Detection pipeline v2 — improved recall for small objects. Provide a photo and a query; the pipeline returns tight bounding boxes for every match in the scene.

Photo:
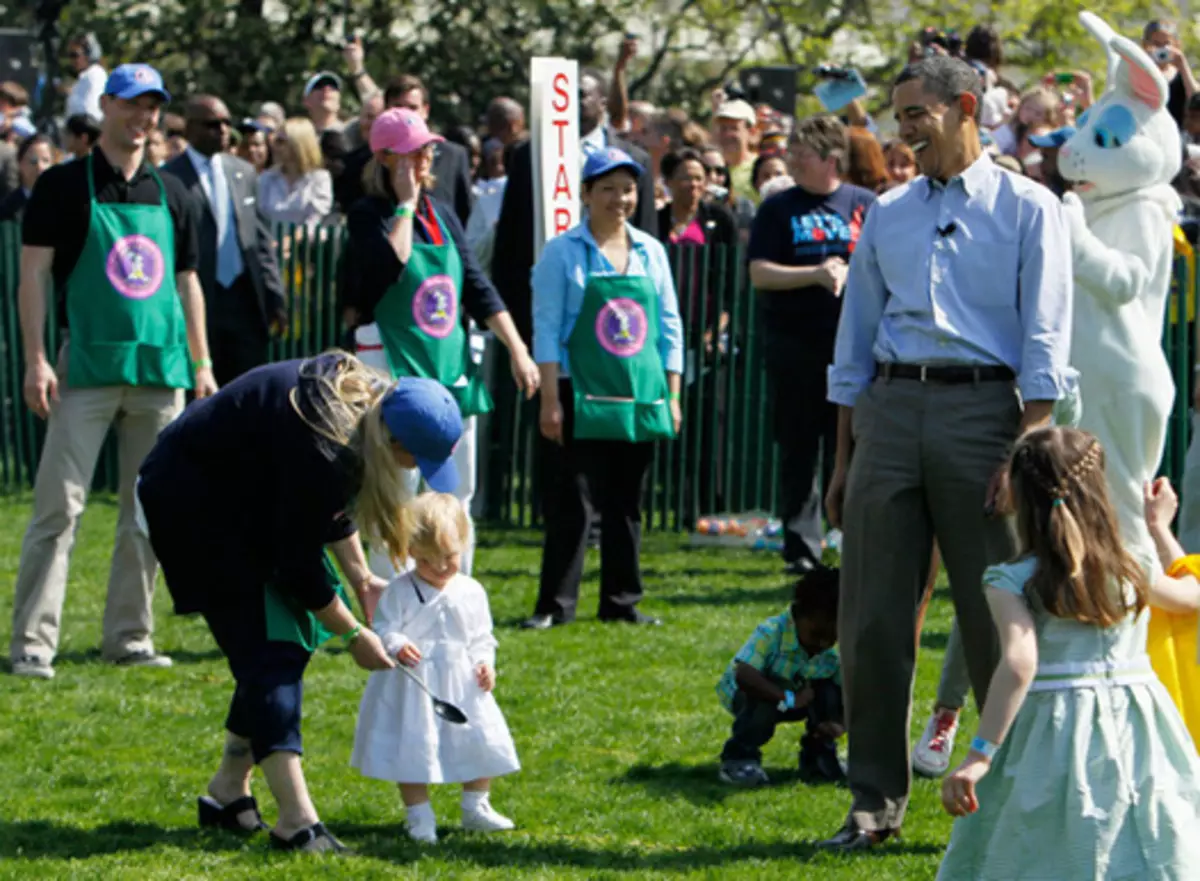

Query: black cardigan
[138,355,361,614]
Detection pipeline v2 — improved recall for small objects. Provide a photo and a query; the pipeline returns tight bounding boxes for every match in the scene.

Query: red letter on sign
[554,207,572,234]
[552,73,570,112]
[552,163,572,200]
[552,118,568,154]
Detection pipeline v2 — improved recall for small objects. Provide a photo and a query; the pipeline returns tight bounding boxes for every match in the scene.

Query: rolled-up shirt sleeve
[828,206,887,407]
[531,237,569,365]
[1016,197,1074,403]
[647,241,685,375]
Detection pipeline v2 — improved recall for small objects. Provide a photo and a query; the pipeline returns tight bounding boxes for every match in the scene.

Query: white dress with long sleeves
[351,571,520,784]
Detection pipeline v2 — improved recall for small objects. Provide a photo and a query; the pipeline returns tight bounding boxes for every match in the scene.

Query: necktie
[210,156,244,288]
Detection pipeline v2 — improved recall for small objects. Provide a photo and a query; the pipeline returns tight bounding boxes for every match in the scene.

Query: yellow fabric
[1168,228,1195,324]
[1147,555,1200,750]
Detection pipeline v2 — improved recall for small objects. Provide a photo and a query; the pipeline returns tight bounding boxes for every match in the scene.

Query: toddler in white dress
[351,492,520,843]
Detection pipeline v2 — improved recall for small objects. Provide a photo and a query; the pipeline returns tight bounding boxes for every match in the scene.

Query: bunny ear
[1079,11,1120,86]
[1111,35,1169,110]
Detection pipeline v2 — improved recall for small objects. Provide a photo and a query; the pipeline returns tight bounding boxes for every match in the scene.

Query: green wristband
[668,392,681,401]
[193,357,213,371]
[341,623,363,646]
[394,203,415,219]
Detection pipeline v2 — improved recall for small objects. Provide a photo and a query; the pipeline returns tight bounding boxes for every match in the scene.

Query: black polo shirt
[22,146,200,328]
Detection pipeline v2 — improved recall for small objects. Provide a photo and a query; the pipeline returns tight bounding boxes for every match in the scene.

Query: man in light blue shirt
[818,55,1074,852]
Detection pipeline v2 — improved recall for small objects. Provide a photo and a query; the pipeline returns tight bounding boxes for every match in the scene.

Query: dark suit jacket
[431,140,473,228]
[491,128,656,344]
[162,151,285,330]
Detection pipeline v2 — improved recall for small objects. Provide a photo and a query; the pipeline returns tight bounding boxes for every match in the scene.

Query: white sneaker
[406,805,438,844]
[462,797,515,832]
[11,656,54,679]
[912,708,960,778]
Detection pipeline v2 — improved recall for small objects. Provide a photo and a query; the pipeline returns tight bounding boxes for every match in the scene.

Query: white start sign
[530,57,581,260]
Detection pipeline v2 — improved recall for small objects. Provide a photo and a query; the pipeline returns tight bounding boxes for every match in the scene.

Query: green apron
[64,153,193,390]
[264,552,353,652]
[372,197,491,417]
[566,243,674,442]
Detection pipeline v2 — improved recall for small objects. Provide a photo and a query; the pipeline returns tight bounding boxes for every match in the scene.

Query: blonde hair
[289,350,414,565]
[363,145,438,200]
[1009,427,1148,627]
[279,116,324,177]
[402,492,470,561]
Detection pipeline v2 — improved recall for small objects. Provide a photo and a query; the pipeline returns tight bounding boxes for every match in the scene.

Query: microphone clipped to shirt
[937,221,957,238]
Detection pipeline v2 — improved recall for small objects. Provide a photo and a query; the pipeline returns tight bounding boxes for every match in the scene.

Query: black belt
[875,362,1015,384]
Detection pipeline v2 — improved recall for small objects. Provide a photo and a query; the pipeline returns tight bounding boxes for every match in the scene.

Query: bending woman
[342,108,538,577]
[137,352,463,852]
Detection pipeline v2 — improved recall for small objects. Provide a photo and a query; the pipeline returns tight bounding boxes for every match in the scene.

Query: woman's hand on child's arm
[476,663,495,692]
[396,643,422,667]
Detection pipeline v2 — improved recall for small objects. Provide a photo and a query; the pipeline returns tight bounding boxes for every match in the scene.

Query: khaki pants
[840,377,1019,832]
[9,382,183,663]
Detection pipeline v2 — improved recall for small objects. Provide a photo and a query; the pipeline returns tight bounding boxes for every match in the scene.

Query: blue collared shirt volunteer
[828,153,1074,407]
[532,221,685,378]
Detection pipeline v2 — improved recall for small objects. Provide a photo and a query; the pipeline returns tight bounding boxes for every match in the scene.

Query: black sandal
[198,794,269,833]
[268,821,349,853]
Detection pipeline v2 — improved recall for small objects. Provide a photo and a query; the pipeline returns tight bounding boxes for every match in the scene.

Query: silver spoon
[398,663,469,724]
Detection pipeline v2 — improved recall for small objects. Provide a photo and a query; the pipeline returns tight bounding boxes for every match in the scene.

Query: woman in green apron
[137,353,464,852]
[343,107,538,578]
[522,148,685,630]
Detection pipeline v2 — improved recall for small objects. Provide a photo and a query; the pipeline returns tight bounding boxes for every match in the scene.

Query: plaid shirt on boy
[716,610,841,712]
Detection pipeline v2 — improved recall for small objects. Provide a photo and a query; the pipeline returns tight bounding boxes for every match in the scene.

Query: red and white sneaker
[912,707,959,778]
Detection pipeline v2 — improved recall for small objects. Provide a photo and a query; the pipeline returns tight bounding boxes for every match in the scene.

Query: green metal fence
[0,219,1195,533]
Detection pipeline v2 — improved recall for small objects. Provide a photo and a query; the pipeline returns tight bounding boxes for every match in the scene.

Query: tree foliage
[11,0,1196,126]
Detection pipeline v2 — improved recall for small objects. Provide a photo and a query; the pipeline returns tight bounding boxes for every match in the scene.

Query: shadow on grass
[0,821,251,859]
[335,822,944,868]
[919,631,949,652]
[50,648,225,668]
[611,761,850,806]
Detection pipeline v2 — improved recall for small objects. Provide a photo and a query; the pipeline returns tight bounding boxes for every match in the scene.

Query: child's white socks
[461,791,515,832]
[405,801,437,844]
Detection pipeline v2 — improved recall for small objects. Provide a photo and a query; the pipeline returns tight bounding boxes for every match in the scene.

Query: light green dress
[937,557,1200,881]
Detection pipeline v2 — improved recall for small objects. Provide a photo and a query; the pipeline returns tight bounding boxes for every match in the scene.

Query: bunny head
[1058,10,1181,198]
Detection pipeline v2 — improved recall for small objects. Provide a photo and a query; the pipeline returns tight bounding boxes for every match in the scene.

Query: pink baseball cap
[369,107,445,155]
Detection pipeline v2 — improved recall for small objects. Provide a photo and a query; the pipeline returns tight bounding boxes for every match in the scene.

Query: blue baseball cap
[1029,126,1076,149]
[104,64,171,103]
[582,146,643,184]
[380,377,463,493]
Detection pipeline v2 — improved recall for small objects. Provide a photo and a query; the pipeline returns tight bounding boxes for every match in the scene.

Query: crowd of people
[4,11,1200,875]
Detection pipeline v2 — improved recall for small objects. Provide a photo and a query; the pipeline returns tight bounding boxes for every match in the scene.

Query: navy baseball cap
[104,64,170,102]
[1029,126,1076,149]
[380,377,463,493]
[582,146,643,184]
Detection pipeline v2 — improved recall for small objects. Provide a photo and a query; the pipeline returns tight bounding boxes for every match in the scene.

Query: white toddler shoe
[406,802,438,844]
[461,794,514,832]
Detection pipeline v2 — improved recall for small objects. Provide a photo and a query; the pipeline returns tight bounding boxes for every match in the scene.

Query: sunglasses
[67,51,85,59]
[199,118,232,130]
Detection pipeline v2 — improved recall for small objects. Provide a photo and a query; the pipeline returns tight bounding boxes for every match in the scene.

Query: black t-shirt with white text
[747,182,875,343]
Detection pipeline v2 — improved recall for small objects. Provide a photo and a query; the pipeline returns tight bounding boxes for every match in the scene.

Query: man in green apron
[9,63,217,680]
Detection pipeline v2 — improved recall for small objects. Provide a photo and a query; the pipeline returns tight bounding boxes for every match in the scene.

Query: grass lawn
[0,493,970,880]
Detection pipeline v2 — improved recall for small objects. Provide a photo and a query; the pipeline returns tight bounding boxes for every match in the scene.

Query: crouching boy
[716,568,844,786]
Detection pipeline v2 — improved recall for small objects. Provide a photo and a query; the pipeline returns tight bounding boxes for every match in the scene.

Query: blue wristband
[970,735,999,760]
[777,690,796,712]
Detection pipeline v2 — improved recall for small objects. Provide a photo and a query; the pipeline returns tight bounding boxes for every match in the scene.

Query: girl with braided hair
[937,426,1200,880]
